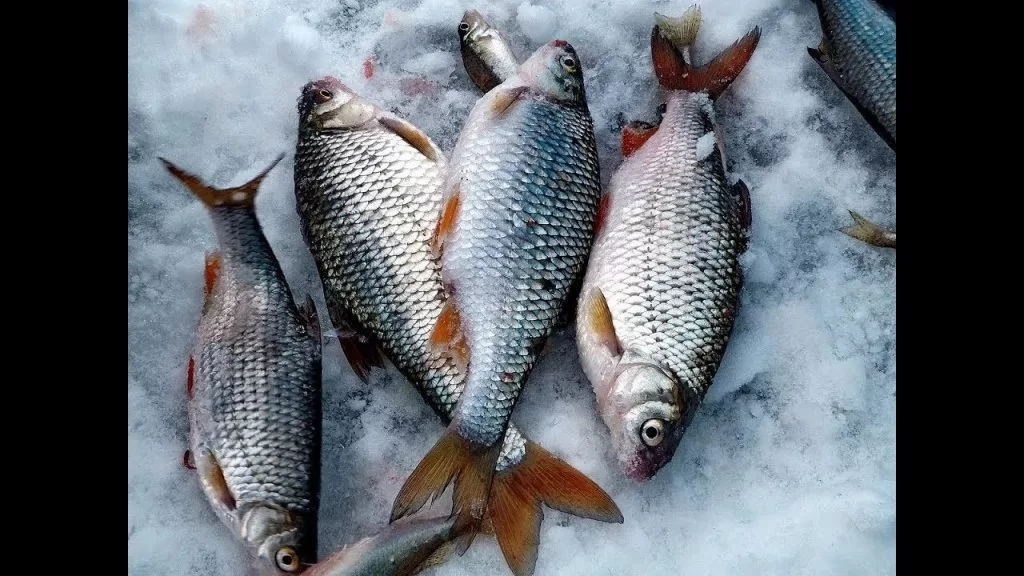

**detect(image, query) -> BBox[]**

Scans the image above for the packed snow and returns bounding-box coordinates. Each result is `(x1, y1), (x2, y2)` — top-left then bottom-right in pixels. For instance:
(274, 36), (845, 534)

(127, 0), (896, 574)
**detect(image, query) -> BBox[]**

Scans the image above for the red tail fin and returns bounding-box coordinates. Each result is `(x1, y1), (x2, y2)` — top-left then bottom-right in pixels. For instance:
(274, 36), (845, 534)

(487, 441), (623, 576)
(651, 15), (761, 100)
(390, 429), (502, 554)
(159, 153), (285, 208)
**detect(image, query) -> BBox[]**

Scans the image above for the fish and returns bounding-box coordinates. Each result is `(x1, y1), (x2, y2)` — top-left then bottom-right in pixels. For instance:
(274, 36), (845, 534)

(841, 210), (896, 248)
(304, 517), (459, 576)
(808, 0), (896, 150)
(389, 39), (609, 575)
(293, 77), (621, 576)
(576, 6), (759, 482)
(458, 9), (520, 93)
(160, 155), (323, 575)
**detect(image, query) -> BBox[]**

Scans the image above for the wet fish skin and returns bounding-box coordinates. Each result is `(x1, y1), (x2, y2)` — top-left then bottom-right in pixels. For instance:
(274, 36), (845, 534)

(459, 9), (520, 92)
(809, 0), (896, 149)
(294, 76), (621, 576)
(437, 39), (600, 451)
(390, 39), (616, 575)
(161, 155), (323, 575)
(577, 10), (758, 482)
(293, 76), (531, 472)
(304, 517), (458, 576)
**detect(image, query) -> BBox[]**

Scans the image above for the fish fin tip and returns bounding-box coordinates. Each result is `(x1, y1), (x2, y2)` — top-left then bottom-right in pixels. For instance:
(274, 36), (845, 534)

(432, 188), (462, 257)
(580, 288), (622, 357)
(840, 211), (896, 249)
(391, 431), (499, 537)
(429, 299), (470, 371)
(378, 116), (444, 162)
(621, 120), (659, 158)
(488, 441), (623, 576)
(653, 16), (760, 98)
(161, 154), (284, 207)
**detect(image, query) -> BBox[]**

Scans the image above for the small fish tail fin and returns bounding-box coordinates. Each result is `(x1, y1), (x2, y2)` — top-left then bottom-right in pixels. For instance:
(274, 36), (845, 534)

(840, 210), (896, 249)
(390, 428), (501, 552)
(652, 8), (761, 99)
(159, 153), (286, 208)
(487, 441), (623, 576)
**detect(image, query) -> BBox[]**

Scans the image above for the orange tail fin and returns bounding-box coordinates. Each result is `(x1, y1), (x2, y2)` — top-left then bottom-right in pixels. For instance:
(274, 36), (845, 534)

(488, 441), (623, 576)
(390, 429), (502, 555)
(651, 8), (761, 100)
(159, 153), (285, 208)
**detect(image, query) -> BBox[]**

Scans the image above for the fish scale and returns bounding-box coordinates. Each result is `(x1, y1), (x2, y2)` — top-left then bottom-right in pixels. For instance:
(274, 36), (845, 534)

(191, 209), (321, 514)
(814, 0), (896, 143)
(159, 153), (324, 574)
(293, 94), (531, 472)
(443, 97), (601, 445)
(592, 92), (743, 401)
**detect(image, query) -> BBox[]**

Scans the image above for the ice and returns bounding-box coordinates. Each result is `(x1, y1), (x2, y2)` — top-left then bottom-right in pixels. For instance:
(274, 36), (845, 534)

(516, 2), (558, 44)
(696, 130), (716, 161)
(128, 0), (896, 575)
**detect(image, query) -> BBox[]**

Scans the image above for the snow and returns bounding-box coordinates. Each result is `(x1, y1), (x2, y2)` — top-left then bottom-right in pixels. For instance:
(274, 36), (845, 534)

(127, 0), (896, 575)
(696, 130), (716, 161)
(516, 2), (558, 44)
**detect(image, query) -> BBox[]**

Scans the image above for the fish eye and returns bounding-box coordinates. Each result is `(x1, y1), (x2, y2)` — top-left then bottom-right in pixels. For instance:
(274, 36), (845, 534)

(459, 22), (470, 32)
(561, 56), (577, 71)
(276, 547), (299, 572)
(641, 419), (665, 447)
(315, 89), (333, 103)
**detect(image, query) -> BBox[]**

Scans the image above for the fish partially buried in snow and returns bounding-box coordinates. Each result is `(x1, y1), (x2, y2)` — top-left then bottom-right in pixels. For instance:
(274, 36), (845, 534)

(458, 9), (520, 92)
(304, 517), (459, 576)
(390, 40), (606, 574)
(808, 0), (896, 150)
(161, 155), (323, 574)
(293, 77), (620, 576)
(841, 210), (896, 248)
(576, 7), (759, 482)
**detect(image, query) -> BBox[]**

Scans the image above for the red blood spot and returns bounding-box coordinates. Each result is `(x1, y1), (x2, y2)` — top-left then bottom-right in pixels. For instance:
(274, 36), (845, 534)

(187, 7), (214, 39)
(363, 57), (375, 79)
(186, 355), (195, 399)
(399, 77), (434, 96)
(551, 40), (568, 48)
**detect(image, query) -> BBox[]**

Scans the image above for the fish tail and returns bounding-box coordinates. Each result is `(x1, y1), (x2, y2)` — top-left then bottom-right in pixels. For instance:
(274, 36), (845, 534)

(159, 153), (285, 208)
(840, 210), (896, 249)
(651, 8), (761, 99)
(390, 428), (501, 555)
(486, 441), (623, 576)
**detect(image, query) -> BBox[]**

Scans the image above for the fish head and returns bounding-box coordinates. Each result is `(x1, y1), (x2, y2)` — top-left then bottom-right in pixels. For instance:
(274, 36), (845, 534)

(520, 39), (586, 105)
(459, 9), (491, 44)
(599, 357), (690, 482)
(298, 76), (376, 131)
(239, 503), (311, 574)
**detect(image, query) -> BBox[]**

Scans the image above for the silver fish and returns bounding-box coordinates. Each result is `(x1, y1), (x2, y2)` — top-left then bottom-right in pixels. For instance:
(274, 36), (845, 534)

(304, 517), (458, 576)
(576, 8), (759, 482)
(293, 77), (620, 576)
(390, 40), (606, 576)
(161, 155), (323, 574)
(808, 0), (896, 149)
(459, 9), (520, 92)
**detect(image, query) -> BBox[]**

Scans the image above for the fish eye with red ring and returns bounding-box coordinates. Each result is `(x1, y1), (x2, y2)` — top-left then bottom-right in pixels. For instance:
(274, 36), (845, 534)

(641, 419), (665, 447)
(276, 547), (300, 572)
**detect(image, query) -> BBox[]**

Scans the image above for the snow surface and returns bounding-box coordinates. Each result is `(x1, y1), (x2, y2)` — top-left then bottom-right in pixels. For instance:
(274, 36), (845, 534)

(127, 0), (896, 574)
